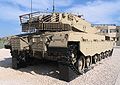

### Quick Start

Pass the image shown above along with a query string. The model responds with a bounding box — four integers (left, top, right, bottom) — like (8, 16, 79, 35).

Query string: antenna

(52, 0, 55, 12)
(31, 0, 33, 14)
(29, 0, 33, 33)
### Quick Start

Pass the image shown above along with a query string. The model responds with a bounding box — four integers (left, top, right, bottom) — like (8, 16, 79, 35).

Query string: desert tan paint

(10, 37, 29, 51)
(67, 32, 113, 56)
(59, 13, 96, 33)
(11, 12, 114, 57)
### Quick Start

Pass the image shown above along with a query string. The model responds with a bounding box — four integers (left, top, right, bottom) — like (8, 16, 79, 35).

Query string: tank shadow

(0, 57, 94, 82)
(0, 57, 12, 68)
(19, 61, 60, 79)
(0, 57, 61, 79)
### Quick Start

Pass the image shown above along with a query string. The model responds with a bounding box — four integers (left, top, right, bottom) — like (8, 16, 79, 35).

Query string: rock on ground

(0, 47, 120, 85)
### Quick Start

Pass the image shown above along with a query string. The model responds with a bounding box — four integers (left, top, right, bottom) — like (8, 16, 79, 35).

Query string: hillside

(0, 37, 9, 49)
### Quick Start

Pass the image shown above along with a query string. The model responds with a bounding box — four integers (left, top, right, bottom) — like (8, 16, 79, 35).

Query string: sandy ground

(0, 47, 120, 85)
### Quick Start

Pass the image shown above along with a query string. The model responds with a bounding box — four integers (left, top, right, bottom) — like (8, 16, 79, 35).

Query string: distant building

(116, 26, 120, 46)
(92, 24, 120, 46)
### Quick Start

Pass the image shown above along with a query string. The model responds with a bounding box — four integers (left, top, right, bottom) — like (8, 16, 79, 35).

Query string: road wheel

(92, 55, 98, 64)
(12, 50, 28, 69)
(103, 52, 106, 59)
(68, 44, 78, 65)
(105, 51, 108, 58)
(108, 50, 112, 57)
(98, 54, 102, 61)
(85, 56, 91, 68)
(12, 50, 20, 69)
(110, 49, 113, 56)
(76, 56, 85, 74)
(101, 52, 105, 59)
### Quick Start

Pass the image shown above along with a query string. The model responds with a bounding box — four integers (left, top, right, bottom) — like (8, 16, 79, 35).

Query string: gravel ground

(0, 47, 120, 85)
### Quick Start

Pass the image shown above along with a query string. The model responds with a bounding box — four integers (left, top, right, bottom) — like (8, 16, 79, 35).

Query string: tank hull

(5, 12, 114, 81)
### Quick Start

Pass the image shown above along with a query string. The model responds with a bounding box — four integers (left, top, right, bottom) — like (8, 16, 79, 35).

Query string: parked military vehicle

(5, 12, 113, 81)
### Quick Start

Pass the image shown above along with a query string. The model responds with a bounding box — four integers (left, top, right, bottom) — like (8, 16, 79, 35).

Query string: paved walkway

(114, 46, 120, 85)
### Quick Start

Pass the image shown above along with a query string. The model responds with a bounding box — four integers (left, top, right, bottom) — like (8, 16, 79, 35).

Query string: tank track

(59, 49, 113, 77)
(59, 55, 81, 75)
(68, 63, 81, 75)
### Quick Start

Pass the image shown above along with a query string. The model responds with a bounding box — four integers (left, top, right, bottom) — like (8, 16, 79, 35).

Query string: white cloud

(9, 0, 73, 11)
(0, 1, 28, 21)
(0, 0, 73, 21)
(0, 4, 24, 21)
(0, 0, 120, 37)
(0, 0, 120, 25)
(55, 0, 73, 7)
(67, 0, 120, 24)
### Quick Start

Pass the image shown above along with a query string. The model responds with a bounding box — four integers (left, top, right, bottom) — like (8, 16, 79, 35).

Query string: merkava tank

(5, 11, 113, 81)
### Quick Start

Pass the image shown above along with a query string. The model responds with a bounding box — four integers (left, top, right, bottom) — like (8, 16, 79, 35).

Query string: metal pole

(53, 0, 55, 12)
(31, 0, 32, 14)
(29, 0, 33, 33)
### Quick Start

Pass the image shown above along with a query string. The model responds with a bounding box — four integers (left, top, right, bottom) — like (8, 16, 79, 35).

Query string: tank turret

(20, 12, 97, 33)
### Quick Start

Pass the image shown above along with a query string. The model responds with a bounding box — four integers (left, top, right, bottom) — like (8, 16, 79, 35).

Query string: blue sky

(0, 0, 120, 37)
